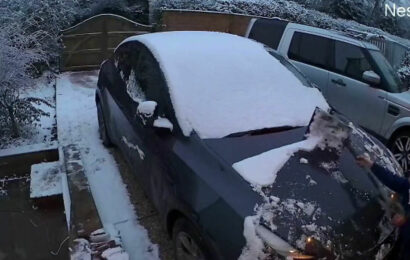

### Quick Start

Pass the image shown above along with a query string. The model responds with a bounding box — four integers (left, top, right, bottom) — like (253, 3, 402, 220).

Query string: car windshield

(368, 50, 406, 93)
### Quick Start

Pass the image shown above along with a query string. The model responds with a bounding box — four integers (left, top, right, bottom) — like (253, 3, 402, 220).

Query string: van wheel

(389, 130, 410, 172)
(97, 102, 112, 147)
(172, 218, 213, 260)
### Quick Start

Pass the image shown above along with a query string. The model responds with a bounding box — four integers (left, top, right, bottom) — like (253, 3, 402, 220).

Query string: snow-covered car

(96, 31, 400, 259)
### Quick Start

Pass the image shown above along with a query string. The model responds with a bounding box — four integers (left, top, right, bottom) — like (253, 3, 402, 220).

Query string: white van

(246, 18, 410, 171)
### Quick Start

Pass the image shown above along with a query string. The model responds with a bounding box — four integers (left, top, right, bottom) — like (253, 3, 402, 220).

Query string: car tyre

(389, 130, 410, 173)
(97, 102, 112, 147)
(172, 218, 215, 260)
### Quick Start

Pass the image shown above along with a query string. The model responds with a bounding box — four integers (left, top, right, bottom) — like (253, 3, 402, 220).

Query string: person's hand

(356, 154, 374, 169)
(392, 213, 407, 227)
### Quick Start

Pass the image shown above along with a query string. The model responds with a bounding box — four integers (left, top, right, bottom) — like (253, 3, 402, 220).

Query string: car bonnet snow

(121, 31, 329, 139)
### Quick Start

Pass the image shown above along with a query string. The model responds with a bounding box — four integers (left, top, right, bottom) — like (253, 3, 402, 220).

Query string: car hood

(387, 90, 410, 110)
(203, 112, 400, 259)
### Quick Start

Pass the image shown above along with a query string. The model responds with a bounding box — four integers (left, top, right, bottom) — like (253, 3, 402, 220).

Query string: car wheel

(172, 218, 213, 260)
(389, 131, 410, 172)
(97, 102, 112, 147)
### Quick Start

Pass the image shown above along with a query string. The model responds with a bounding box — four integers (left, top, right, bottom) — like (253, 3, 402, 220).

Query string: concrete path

(56, 71, 161, 259)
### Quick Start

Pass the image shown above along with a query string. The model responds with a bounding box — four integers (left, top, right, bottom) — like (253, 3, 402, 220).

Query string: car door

(127, 45, 180, 211)
(110, 42, 148, 182)
(286, 31, 332, 97)
(326, 40, 387, 134)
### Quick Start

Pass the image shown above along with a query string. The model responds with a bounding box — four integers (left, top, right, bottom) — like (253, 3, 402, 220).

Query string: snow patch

(306, 109, 350, 152)
(153, 116, 173, 131)
(239, 216, 267, 260)
(233, 137, 320, 186)
(137, 101, 157, 118)
(122, 136, 145, 160)
(61, 169, 71, 230)
(0, 141, 58, 157)
(299, 158, 309, 164)
(70, 238, 91, 260)
(30, 161, 62, 198)
(126, 70, 146, 103)
(305, 175, 317, 186)
(102, 247, 129, 260)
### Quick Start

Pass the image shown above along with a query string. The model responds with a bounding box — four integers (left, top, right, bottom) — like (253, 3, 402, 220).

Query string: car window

(288, 32, 332, 70)
(367, 50, 405, 93)
(114, 43, 177, 129)
(135, 47, 177, 123)
(248, 18, 288, 50)
(333, 41, 373, 82)
(115, 43, 146, 103)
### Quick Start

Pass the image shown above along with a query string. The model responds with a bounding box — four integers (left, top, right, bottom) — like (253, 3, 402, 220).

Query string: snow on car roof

(120, 31, 329, 139)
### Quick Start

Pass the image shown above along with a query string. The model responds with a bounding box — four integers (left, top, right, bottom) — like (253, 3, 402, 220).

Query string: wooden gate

(61, 14, 152, 71)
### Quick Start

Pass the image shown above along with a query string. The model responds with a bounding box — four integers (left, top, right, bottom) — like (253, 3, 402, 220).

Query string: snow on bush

(398, 51, 410, 88)
(0, 32, 52, 139)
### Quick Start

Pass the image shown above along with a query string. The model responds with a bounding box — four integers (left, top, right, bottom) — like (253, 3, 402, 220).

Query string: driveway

(56, 71, 171, 259)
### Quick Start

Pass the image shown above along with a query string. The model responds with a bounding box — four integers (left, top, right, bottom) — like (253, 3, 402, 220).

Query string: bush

(0, 33, 51, 138)
(398, 51, 410, 88)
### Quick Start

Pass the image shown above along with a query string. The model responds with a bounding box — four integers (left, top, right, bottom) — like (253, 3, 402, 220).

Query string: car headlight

(256, 225, 315, 260)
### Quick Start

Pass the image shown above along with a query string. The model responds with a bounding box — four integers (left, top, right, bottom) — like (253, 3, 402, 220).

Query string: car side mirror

(137, 101, 157, 125)
(137, 101, 157, 119)
(137, 101, 173, 134)
(362, 71, 381, 85)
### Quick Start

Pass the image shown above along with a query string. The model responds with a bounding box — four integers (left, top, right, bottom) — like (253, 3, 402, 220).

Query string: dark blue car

(96, 31, 400, 260)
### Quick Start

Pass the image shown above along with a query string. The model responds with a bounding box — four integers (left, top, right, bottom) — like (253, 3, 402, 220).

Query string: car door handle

(388, 104, 400, 116)
(331, 79, 346, 87)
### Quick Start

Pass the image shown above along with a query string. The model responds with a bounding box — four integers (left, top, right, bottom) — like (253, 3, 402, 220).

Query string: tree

(0, 33, 52, 138)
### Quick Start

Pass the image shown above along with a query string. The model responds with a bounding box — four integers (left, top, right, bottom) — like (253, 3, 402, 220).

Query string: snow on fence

(61, 14, 152, 72)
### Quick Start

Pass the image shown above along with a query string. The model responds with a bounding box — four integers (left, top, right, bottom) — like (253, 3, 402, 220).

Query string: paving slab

(0, 174, 68, 260)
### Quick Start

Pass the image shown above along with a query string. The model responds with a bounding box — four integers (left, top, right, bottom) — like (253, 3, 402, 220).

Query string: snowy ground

(0, 75, 57, 150)
(56, 71, 159, 260)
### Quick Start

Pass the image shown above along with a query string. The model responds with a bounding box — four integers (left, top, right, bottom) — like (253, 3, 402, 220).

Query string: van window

(333, 41, 372, 82)
(367, 50, 405, 93)
(288, 32, 331, 70)
(248, 18, 288, 50)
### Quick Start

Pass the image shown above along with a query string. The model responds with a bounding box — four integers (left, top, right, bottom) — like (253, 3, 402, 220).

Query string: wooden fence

(61, 14, 152, 71)
(159, 9, 254, 36)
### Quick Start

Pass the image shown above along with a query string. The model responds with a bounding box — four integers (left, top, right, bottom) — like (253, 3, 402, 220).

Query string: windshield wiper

(225, 126, 300, 138)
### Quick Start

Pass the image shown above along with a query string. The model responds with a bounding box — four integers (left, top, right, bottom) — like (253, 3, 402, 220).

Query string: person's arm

(371, 163, 409, 193)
